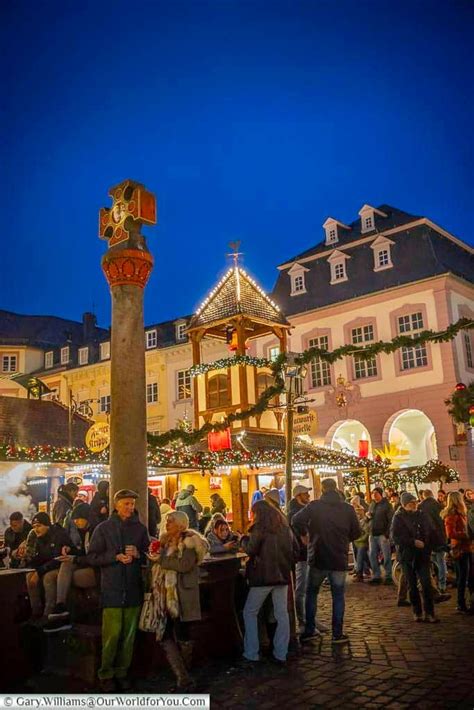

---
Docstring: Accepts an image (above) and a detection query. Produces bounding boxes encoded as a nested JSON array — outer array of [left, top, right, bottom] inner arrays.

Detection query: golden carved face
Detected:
[[112, 202, 127, 224]]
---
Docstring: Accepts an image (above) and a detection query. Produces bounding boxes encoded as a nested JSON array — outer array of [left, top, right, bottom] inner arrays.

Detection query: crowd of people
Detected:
[[0, 478, 473, 692]]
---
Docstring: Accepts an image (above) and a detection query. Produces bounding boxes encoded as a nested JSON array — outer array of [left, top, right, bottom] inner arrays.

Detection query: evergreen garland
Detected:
[[445, 381, 474, 424], [149, 317, 473, 448]]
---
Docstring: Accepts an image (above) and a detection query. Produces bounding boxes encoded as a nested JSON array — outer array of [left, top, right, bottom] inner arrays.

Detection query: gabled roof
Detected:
[[189, 266, 289, 330], [279, 204, 420, 266], [0, 395, 90, 447], [0, 310, 108, 349], [272, 221, 474, 317]]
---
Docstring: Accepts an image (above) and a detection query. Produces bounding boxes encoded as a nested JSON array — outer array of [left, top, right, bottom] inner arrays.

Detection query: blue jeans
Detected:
[[294, 561, 308, 626], [243, 585, 290, 662], [431, 550, 447, 591], [355, 546, 370, 575], [305, 568, 346, 638], [369, 534, 393, 580]]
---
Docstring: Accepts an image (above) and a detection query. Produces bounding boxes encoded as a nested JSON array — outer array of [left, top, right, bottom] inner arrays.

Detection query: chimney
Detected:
[[83, 312, 97, 341]]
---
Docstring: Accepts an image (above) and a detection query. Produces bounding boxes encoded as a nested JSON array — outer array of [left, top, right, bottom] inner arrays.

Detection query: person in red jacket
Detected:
[[442, 492, 473, 613]]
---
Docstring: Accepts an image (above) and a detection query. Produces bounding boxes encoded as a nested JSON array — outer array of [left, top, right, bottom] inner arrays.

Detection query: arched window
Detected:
[[208, 374, 230, 409]]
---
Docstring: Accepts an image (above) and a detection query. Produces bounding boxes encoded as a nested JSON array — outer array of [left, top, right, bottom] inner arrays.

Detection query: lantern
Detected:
[[207, 428, 232, 452]]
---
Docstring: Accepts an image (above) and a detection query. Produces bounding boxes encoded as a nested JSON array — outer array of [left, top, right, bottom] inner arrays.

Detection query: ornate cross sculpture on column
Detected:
[[100, 180, 156, 526]]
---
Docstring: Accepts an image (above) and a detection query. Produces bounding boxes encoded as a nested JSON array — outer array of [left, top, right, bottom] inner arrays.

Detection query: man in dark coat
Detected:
[[4, 512, 32, 568], [287, 484, 311, 631], [366, 487, 394, 584], [293, 478, 360, 644], [52, 483, 79, 526], [25, 512, 73, 619], [87, 489, 149, 691], [419, 489, 449, 593], [391, 492, 438, 623]]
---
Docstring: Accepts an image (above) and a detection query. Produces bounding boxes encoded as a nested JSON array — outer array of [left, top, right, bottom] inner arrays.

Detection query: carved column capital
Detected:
[[102, 249, 154, 289]]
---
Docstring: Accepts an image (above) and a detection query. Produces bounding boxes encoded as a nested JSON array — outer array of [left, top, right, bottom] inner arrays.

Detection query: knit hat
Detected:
[[113, 488, 139, 503], [71, 502, 91, 522], [373, 487, 384, 497], [32, 512, 51, 526], [400, 492, 416, 506]]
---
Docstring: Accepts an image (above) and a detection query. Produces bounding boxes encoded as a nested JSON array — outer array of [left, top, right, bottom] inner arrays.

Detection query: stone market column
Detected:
[[99, 180, 156, 525]]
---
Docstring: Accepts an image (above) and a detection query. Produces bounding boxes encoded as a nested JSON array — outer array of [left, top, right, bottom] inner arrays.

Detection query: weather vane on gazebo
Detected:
[[228, 241, 243, 267]]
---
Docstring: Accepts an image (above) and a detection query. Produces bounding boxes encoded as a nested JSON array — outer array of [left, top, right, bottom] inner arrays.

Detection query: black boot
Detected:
[[161, 639, 195, 690]]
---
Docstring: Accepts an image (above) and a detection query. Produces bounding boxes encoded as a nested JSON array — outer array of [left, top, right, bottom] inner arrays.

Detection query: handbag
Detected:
[[138, 591, 158, 633]]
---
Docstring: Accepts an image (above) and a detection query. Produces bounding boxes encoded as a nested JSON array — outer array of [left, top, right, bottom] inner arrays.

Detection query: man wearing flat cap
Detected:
[[87, 488, 149, 691], [390, 492, 438, 623]]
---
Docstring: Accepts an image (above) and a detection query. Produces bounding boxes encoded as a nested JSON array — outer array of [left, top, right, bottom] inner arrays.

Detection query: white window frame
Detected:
[[45, 351, 54, 369], [175, 323, 187, 342], [330, 260, 347, 284], [398, 312, 428, 370], [308, 336, 331, 388], [2, 354, 17, 372], [288, 263, 308, 296], [78, 347, 89, 366], [146, 330, 157, 349], [146, 382, 158, 404], [464, 332, 473, 369], [371, 235, 394, 272], [60, 346, 70, 365], [268, 346, 280, 362], [292, 274, 305, 293], [177, 369, 192, 400], [99, 394, 111, 414], [100, 341, 110, 360], [351, 325, 377, 379]]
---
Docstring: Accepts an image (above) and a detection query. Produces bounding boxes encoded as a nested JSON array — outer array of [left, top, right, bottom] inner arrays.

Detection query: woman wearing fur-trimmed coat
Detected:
[[148, 510, 209, 689]]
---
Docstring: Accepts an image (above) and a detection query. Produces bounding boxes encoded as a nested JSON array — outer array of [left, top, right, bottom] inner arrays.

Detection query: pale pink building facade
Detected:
[[256, 204, 474, 486]]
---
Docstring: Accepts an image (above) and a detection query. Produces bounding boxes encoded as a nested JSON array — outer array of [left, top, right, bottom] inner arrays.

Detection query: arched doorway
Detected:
[[384, 409, 437, 466], [326, 419, 371, 457]]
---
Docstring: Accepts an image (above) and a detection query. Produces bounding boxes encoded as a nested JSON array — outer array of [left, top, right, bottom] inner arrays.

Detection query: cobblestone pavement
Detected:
[[21, 578, 474, 709]]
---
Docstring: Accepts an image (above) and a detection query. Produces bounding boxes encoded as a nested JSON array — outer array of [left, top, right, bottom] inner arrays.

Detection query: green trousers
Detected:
[[98, 606, 141, 680]]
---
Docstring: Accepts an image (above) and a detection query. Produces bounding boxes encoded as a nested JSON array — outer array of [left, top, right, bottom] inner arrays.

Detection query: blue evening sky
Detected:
[[2, 0, 473, 328]]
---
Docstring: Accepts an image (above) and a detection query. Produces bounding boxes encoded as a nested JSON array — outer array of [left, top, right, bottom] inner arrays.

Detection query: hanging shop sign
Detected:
[[86, 422, 111, 453], [293, 410, 318, 439], [209, 476, 223, 490]]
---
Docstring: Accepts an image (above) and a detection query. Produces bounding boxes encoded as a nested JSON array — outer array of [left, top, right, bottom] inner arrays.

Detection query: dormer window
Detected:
[[175, 322, 187, 342], [323, 218, 351, 246], [288, 262, 309, 296], [371, 235, 394, 272], [146, 330, 157, 349], [358, 204, 387, 234], [45, 351, 54, 369], [60, 346, 69, 365], [327, 249, 350, 285], [78, 347, 89, 365]]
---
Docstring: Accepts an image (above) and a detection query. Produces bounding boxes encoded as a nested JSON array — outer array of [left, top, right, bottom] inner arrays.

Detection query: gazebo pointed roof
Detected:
[[188, 266, 289, 332]]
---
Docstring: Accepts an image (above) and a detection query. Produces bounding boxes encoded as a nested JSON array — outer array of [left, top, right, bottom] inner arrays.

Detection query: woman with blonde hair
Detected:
[[442, 492, 473, 613], [147, 510, 209, 688]]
